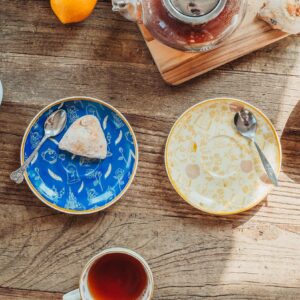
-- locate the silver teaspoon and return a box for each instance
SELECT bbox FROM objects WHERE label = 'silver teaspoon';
[234,109,278,186]
[10,109,67,184]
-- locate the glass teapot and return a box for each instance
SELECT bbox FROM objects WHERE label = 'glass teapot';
[112,0,247,52]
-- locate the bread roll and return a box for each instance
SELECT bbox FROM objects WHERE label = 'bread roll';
[258,0,300,34]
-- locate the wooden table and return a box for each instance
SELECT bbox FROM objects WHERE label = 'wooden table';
[1,1,300,299]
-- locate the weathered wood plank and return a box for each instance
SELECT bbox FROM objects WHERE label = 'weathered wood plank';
[0,52,299,132]
[0,287,61,300]
[0,0,300,299]
[0,102,299,224]
[225,36,300,76]
[0,204,300,298]
[0,101,299,297]
[0,1,152,65]
[1,1,300,75]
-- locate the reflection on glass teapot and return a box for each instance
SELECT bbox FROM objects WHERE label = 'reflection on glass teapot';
[112,0,247,52]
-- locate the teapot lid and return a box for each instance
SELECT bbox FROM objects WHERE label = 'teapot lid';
[163,0,227,24]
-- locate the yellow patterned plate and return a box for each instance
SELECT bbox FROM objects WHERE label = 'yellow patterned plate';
[165,98,281,215]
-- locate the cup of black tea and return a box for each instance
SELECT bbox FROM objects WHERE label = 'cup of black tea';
[63,247,154,300]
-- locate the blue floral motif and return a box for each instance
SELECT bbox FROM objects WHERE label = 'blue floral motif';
[24,99,137,213]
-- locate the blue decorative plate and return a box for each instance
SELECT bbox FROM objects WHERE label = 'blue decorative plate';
[21,97,138,214]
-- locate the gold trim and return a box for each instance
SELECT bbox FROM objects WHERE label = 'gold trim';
[78,247,154,300]
[165,98,282,216]
[21,96,139,215]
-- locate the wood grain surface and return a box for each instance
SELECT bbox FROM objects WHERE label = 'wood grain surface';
[139,0,290,85]
[0,1,300,299]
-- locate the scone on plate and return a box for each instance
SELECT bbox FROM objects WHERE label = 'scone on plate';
[59,115,107,159]
[258,0,300,34]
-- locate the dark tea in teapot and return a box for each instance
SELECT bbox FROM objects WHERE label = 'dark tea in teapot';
[113,0,247,51]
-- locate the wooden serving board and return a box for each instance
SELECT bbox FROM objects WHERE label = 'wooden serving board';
[139,0,289,85]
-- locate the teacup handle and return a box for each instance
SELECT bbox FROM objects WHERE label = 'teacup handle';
[63,289,81,300]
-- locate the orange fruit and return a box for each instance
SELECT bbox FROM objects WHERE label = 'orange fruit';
[51,0,97,24]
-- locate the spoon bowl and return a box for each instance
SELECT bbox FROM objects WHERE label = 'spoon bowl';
[234,109,257,140]
[44,109,67,137]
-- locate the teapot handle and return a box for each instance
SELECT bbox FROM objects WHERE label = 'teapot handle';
[112,0,139,22]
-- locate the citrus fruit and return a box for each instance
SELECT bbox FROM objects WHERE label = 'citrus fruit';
[51,0,97,24]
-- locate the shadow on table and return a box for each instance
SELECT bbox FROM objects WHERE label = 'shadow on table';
[281,100,300,183]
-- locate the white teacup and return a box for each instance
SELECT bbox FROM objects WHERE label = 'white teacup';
[63,247,154,300]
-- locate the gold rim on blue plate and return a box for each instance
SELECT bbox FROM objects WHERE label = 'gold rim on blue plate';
[21,96,139,215]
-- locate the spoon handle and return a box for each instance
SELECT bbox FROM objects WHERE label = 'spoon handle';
[253,141,278,186]
[10,135,48,184]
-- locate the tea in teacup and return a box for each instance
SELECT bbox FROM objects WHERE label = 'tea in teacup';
[88,252,148,300]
